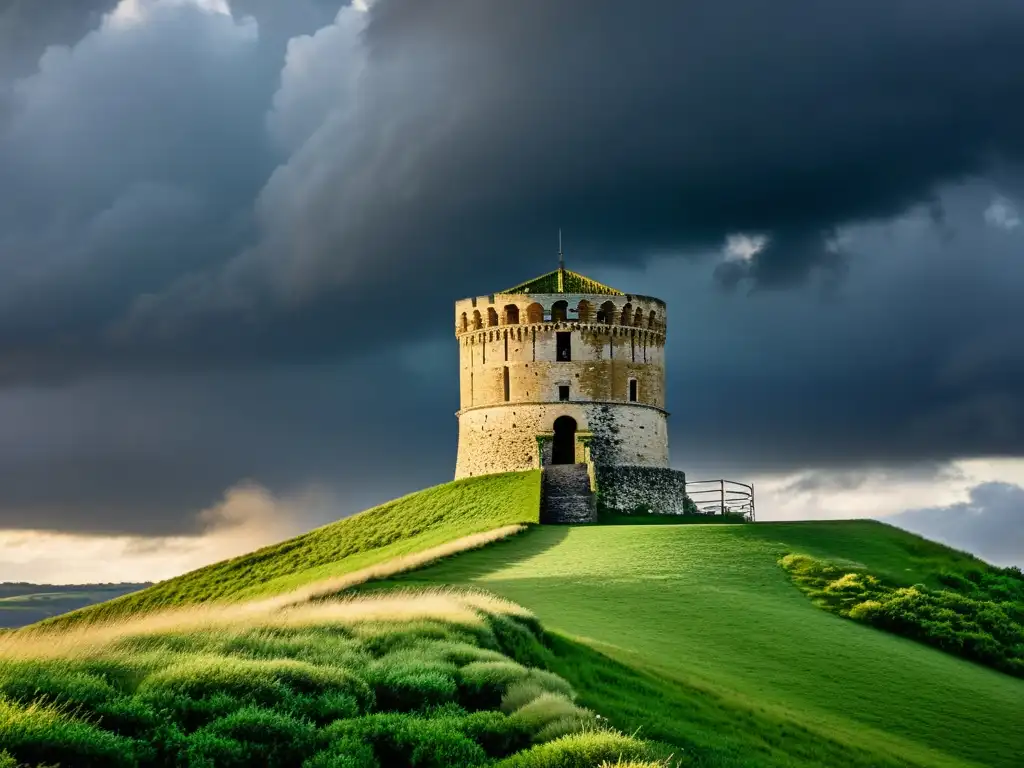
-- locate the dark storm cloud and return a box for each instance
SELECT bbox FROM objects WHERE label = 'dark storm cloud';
[5,0,1024,377]
[889,482,1024,568]
[0,347,454,535]
[2,0,1024,539]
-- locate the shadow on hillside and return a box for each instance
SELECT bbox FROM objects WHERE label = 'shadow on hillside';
[363,525,571,588]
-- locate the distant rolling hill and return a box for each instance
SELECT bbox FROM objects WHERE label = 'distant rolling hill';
[0,582,150,628]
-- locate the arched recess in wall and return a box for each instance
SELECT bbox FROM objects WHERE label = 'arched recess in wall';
[633,307,644,327]
[503,304,520,325]
[526,302,544,324]
[460,312,468,332]
[648,309,657,331]
[473,310,483,330]
[598,301,616,324]
[620,302,633,325]
[552,300,568,322]
[487,307,499,327]
[576,299,592,322]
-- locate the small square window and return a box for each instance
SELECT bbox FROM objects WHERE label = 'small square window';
[558,385,570,402]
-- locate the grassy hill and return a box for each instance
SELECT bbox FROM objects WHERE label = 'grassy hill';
[45,471,540,627]
[370,521,1024,768]
[0,583,150,628]
[8,476,1023,768]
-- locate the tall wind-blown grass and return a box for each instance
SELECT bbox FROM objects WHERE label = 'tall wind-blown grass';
[0,590,674,767]
[43,470,542,629]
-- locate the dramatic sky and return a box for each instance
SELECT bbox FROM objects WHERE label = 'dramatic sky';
[2,0,1024,581]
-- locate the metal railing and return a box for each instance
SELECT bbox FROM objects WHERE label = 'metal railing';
[685,479,755,521]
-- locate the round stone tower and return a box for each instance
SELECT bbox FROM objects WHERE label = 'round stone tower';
[454,264,686,520]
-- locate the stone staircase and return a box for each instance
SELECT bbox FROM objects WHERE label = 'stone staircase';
[542,464,597,523]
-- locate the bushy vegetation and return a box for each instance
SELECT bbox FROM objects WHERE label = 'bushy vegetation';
[781,553,1024,677]
[0,591,670,767]
[44,471,540,628]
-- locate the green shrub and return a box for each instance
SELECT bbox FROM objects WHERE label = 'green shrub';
[323,713,490,767]
[299,691,362,723]
[136,656,292,706]
[367,655,459,712]
[135,688,242,730]
[0,697,139,768]
[460,710,532,756]
[533,716,595,743]
[0,661,120,710]
[496,730,651,767]
[303,737,379,767]
[190,706,318,766]
[459,660,532,706]
[781,553,1024,677]
[510,692,593,737]
[501,681,548,713]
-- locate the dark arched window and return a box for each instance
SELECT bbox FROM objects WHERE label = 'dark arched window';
[552,300,568,323]
[487,307,499,327]
[576,299,592,323]
[633,307,644,327]
[460,312,468,332]
[620,302,633,326]
[503,304,520,325]
[526,302,544,324]
[648,310,657,330]
[598,301,616,324]
[472,310,483,330]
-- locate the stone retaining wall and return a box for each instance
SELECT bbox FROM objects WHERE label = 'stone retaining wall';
[595,465,693,516]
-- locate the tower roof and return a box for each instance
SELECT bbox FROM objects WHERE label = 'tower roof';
[501,268,624,296]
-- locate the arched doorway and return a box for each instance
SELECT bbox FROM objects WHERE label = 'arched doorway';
[552,416,577,465]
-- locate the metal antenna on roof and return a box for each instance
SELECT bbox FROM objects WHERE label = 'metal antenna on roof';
[557,228,565,291]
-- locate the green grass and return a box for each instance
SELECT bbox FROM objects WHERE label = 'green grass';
[370,520,1024,768]
[43,471,540,627]
[0,592,671,767]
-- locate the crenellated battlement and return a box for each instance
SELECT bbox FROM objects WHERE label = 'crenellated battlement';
[455,292,666,337]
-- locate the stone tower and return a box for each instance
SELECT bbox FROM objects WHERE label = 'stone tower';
[454,264,687,522]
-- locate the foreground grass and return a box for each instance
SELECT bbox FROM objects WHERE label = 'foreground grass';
[44,472,540,628]
[373,521,1024,768]
[0,591,673,767]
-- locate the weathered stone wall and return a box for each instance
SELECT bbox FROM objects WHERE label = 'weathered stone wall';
[594,465,690,515]
[455,402,669,478]
[459,328,666,409]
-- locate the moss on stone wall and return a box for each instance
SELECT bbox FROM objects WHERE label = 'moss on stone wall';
[594,465,694,516]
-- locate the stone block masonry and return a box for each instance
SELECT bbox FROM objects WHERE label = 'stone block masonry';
[595,465,691,516]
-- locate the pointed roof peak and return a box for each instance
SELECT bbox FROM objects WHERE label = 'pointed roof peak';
[501,268,623,296]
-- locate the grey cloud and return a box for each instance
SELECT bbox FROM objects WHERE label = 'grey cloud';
[888,482,1024,568]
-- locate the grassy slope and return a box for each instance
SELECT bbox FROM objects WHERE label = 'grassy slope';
[0,592,670,767]
[373,521,1024,768]
[48,471,540,627]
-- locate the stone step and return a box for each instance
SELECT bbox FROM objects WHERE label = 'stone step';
[542,464,596,524]
[542,463,592,495]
